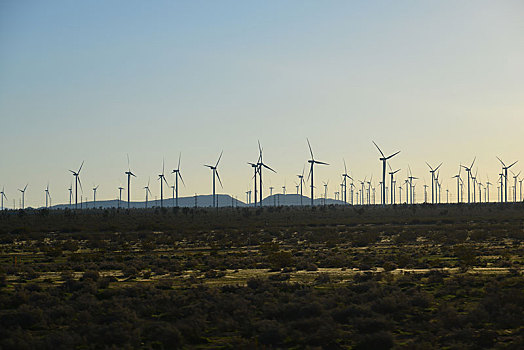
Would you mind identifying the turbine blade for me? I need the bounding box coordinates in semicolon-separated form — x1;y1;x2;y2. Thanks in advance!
178;152;181;170
508;160;518;169
426;162;433;171
372;141;385;158
385;150;400;160
78;161;84;174
262;163;276;173
307;138;314;159
470;157;476;169
344;159;347;174
179;172;186;187
216;171;223;188
435;162;443;172
496;156;505;167
315;161;329;166
215;151;223;167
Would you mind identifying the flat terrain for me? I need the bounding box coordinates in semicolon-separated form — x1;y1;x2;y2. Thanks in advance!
0;204;523;349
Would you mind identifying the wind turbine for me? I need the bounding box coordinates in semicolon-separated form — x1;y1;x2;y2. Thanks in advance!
366;175;373;205
69;161;84;209
171;153;185;207
388;164;401;205
342;159;352;204
471;169;478;203
248;161;258;206
485;176;492;203
125;155;136;209
118;186;124;209
297;166;305;206
407;166;417;204
68;183;73;207
460;157;475;203
144;178;152;208
496;157;517;203
426;162;442;204
359;177;366;205
18;184;28;209
45;183;51;208
306;139;329;206
0;187;6;210
256;141;276;206
372;141;400;206
205;151;223;208
158;160;169;208
92;185;99;208
323;180;329;205
511;171;521;202
452;170;461;203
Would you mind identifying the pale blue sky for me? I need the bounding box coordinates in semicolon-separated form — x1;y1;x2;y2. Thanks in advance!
1;1;523;207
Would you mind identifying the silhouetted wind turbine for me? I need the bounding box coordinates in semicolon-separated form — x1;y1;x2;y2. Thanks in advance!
125;155;136;209
511;171;520;202
256;141;276;206
297;165;305;206
497;157;518;203
485;176;492;203
69;161;84;209
342;159;352;204
460;157;475;203
18;184;28;209
144;178;152;208
452;167;461;203
323;180;329;205
92;185;99;208
306;139;329;206
158;160;169;208
0;187;6;210
248;161;258;206
118;186;124;209
45;183;51;208
205;151;223;208
171;153;185;207
426;162;442;204
372;141;400;206
388;164;401;205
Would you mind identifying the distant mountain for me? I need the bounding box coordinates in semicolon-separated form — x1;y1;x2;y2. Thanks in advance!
47;194;346;209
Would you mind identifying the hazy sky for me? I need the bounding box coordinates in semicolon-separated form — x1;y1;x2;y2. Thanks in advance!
1;1;524;207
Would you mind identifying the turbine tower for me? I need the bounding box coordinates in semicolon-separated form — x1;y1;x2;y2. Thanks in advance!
158;160;169;208
205;151;223;208
18;184;28;210
306;139;329;206
496;157;518;203
460;157;475;203
69;161;84;209
426;162;442;204
0;187;6;210
372;141;400;206
171;153;185;207
68;183;73;207
125;155;136;209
